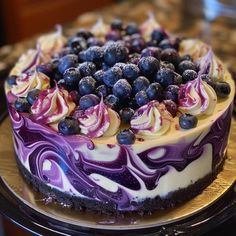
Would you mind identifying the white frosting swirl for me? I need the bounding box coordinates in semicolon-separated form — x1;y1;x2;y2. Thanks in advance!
131;101;172;138
140;13;162;41
31;85;75;125
179;39;210;60
196;49;225;81
37;25;66;55
78;100;120;138
178;78;217;116
11;70;50;97
91;18;109;40
10;49;41;76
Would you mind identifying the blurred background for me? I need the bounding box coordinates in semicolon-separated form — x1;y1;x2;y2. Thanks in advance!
0;0;236;235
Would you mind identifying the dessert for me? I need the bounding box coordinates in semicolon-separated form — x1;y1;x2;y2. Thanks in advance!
5;15;234;214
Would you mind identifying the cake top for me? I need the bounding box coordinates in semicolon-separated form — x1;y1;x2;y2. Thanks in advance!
6;14;232;145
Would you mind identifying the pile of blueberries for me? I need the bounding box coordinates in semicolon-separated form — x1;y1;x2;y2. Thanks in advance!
9;19;231;144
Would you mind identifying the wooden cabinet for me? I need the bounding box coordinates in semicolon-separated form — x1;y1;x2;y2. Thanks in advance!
0;0;113;44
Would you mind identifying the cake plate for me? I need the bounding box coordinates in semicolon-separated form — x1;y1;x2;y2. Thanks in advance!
0;117;236;236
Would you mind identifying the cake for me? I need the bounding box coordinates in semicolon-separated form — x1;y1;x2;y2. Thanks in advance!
5;15;235;214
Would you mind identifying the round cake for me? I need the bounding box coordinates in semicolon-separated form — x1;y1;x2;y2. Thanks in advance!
5;16;235;214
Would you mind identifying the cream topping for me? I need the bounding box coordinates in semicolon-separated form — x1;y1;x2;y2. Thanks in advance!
78;100;120;138
10;49;41;76
11;70;50;97
196;49;225;81
131;101;172;138
178;78;217;116
91;18;109;40
31;84;75;124
37;25;66;55
140;12;162;41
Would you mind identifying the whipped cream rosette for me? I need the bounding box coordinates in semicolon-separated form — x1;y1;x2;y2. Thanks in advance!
31;84;75;126
91;18;109;40
10;48;41;76
37;25;66;55
11;70;50;98
178;77;217;116
196;49;225;81
78;99;120;138
131;101;172;138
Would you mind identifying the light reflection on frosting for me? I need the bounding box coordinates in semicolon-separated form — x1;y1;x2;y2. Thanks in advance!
31;84;75;125
196;49;225;81
131;101;172;138
78;100;120;138
37;25;66;55
10;49;41;76
11;70;50;97
178;78;217;116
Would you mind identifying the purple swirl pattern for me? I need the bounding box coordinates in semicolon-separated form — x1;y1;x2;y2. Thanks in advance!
9;104;232;211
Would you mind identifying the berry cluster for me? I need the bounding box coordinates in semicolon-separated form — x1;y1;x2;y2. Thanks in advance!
9;19;231;144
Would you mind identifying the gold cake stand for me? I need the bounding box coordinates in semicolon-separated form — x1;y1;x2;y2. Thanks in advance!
0;117;236;235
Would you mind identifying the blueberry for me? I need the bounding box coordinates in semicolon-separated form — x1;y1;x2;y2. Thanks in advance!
103;66;122;87
162;100;177;117
111;19;123;30
79;94;100;110
182;69;198;83
128;53;141;65
126;23;139;35
119;108;135;123
164;85;179;103
106;30;122;41
174;73;183;85
104;94;120;110
36;63;54;77
94;70;105;83
63;67;81;84
179;54;193;62
178;60;196;75
69;90;81;105
200;74;215;88
76;29;93;40
85;46;104;63
26;89;40;105
114;62;126;70
87;37;103;47
78;50;87;62
78;62;96;77
138;56;160;78
56;47;73;58
158;39;173;49
131;36;145;53
179;114;198;129
133;76;150;93
161;48;180;66
78;76;96;95
15;97;31;112
116;129;136;145
154;68;175;88
141;47;161;59
113;79;132;99
123;64;140;81
6;75;17;86
58;54;78;74
135;90;149;107
69;36;87;54
58;117;80;135
96;85;109;98
53;71;63;82
104;42;128;66
146;82;163;101
214;81;231;98
151;29;167;43
160;61;175;71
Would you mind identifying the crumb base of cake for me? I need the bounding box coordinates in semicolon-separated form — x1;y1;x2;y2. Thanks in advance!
16;154;226;215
